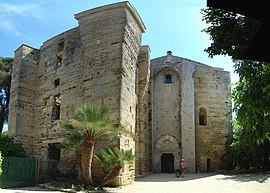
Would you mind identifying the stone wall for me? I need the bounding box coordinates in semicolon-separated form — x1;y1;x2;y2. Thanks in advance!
8;45;39;155
194;65;232;172
135;45;151;176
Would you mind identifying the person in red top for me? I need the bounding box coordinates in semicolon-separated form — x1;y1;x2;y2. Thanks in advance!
179;159;185;177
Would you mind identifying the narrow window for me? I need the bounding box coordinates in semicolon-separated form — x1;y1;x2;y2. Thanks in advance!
56;41;64;65
54;78;60;87
199;107;207;125
52;95;61;121
58;41;64;52
56;54;63;65
164;74;172;84
48;143;60;161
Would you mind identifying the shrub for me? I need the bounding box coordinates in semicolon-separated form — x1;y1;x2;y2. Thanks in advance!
0;132;26;157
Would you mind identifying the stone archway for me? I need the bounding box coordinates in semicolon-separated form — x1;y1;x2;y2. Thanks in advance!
153;135;180;173
156;135;179;149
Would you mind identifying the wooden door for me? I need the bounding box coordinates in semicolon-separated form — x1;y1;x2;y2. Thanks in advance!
161;153;174;173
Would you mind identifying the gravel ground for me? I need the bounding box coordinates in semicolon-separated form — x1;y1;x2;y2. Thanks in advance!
0;172;269;193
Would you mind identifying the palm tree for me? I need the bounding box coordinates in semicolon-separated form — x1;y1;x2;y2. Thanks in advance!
95;147;134;187
57;103;116;185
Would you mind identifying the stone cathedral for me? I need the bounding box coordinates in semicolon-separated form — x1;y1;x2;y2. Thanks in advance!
8;1;232;185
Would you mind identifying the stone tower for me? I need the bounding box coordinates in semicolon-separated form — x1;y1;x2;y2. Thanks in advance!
9;1;150;185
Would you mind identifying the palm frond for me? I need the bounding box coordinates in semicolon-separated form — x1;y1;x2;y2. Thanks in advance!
95;147;134;172
57;119;76;131
58;130;83;150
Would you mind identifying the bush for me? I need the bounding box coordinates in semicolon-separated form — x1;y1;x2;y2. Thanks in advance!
0;132;26;157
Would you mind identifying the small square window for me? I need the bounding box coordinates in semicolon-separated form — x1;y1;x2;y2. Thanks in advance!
48;143;60;161
54;79;60;87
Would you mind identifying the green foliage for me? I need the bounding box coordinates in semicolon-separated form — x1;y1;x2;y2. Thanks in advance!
221;120;269;170
95;147;134;187
231;61;270;143
0;57;13;133
57;128;83;151
95;147;134;172
57;103;116;142
200;8;261;60
220;136;234;170
57;103;116;157
228;62;270;170
0;151;2;175
0;132;26;157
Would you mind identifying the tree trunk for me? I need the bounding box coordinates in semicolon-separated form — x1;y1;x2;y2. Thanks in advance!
81;140;94;185
75;149;84;181
75;149;82;171
0;107;5;133
262;140;270;171
101;166;122;186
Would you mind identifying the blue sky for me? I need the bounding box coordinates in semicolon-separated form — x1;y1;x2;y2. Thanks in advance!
0;0;238;82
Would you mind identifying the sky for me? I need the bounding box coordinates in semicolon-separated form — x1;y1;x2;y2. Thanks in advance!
0;0;239;83
0;0;240;131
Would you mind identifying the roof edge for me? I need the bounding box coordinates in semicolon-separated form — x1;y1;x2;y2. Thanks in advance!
74;1;146;33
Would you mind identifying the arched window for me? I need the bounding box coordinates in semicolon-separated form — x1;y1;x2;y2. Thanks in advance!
164;74;172;84
199;107;207;125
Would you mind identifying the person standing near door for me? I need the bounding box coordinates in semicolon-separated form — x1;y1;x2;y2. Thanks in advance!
177;159;185;178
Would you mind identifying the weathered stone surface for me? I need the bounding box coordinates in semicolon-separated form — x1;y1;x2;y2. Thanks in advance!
150;54;231;173
8;1;231;186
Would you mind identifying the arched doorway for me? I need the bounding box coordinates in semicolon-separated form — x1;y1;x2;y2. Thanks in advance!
161;153;174;173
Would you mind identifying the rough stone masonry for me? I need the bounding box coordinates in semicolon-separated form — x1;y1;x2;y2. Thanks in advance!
8;1;232;186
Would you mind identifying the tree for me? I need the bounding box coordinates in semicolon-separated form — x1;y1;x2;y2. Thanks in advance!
231;62;270;170
0;57;13;133
201;8;270;170
200;8;261;60
57;103;116;185
95;147;134;188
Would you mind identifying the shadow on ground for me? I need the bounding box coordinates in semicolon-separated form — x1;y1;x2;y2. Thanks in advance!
1;186;62;192
219;172;270;183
